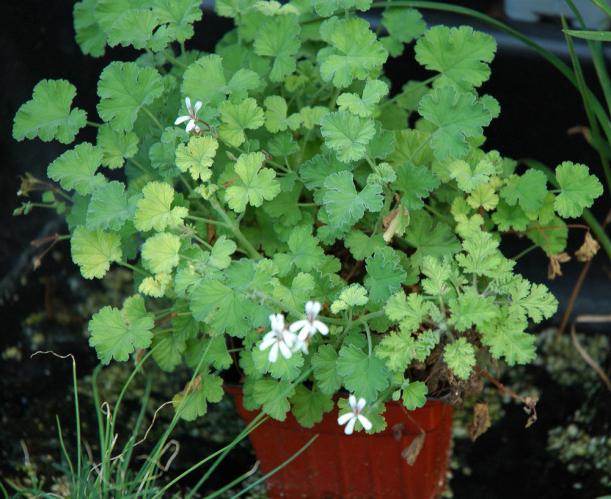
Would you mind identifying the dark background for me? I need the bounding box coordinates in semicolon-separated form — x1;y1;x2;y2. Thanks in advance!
0;1;609;497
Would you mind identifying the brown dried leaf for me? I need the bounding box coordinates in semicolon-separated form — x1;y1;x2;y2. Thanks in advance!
575;232;600;262
547;252;571;280
401;432;426;466
468;402;491;441
523;396;538;428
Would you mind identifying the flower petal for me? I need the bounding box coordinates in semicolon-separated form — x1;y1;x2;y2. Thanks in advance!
356;398;366;411
358;414;372;431
193;100;203;113
174;115;190;125
185;120;196;132
306;300;321;317
313;320;329;335
259;334;276;351
349;394;357;409
289;320;308;333
268;343;279;363
337;412;354;425
278;341;293;360
344;416;357;435
185;96;192;113
283;330;297;347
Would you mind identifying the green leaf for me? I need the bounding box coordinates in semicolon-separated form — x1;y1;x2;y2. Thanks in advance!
225;152;281;212
500;169;548;214
189;279;259;337
563;28;611;42
384;292;431;333
394;162;440;210
134;181;188;231
97;62;164;132
337;344;389;402
152;330;185;372
481;312;536;365
322;171;383;232
97;125;139;169
444;338;475;380
448;289;497;332
154;0;203;43
175;136;218;181
381;8;426;56
88;295;154;364
403;212;460;266
71;226;122;279
263;95;290;133
48;143;106;195
492;200;530;232
554;162;603;218
86;181;130;231
13;79;87;143
141;232;181;274
448;158;495;193
253;378;294;420
337;79;389;117
364;248;407;305
172;372;224;421
526;216;568;255
456;230;514;278
209;236;237;270
284;226;325;272
418;86;499;160
182;54;261;106
331;284;369;314
253;15;301;82
139;273;171;298
415;26;496;88
312;345;342;395
402;381;427;410
510;280;558;323
291;386;334;428
74;0;107;57
218;98;265;147
313;0;372;17
320;111;376;163
318;17;388;88
420;256;452;296
300;153;352;190
375;329;417;372
252;346;305;382
344;231;386;260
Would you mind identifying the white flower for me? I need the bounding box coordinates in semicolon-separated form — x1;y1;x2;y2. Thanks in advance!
259;313;296;363
174;96;202;133
337;395;373;435
289;301;329;341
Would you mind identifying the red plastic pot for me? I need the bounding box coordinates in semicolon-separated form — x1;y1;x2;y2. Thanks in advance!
227;387;453;498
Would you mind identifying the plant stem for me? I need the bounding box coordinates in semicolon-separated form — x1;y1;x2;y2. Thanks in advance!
142;106;165;131
210;196;262;259
87;120;102;128
186;214;230;227
165;50;187;69
511;244;538;261
118;261;148;277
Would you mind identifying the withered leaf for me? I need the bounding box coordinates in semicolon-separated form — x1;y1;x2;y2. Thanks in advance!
468;402;491;441
401;432;426;466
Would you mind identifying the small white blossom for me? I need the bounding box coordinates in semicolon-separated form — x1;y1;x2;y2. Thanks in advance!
289;301;329;341
337;395;372;435
174;96;202;133
259;313;296;363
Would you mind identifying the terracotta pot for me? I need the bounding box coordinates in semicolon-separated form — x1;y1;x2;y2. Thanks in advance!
227;386;453;498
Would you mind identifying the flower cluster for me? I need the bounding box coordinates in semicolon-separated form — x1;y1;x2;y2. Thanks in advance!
259;301;328;361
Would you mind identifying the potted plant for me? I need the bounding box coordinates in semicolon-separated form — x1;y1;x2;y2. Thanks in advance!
12;0;604;497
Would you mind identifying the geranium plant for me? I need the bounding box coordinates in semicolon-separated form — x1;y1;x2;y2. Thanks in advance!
13;0;603;435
